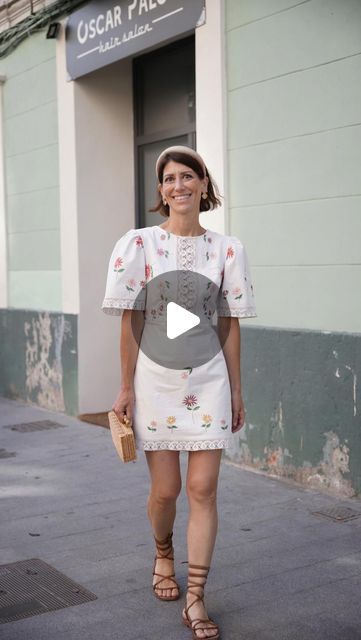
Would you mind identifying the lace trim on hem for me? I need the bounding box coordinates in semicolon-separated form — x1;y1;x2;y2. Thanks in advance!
217;307;257;318
137;439;232;451
102;298;145;315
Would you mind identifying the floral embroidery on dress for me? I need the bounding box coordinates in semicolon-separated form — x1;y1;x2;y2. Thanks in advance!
232;287;243;301
146;278;170;320
135;235;144;248
114;257;125;273
220;419;228;430
147;420;157;432
183;394;199;409
126;278;137;292
203;281;217;318
226;246;235;260
145;263;153;280
166;416;178;429
183;394;200;423
201;414;213;429
157;247;170;258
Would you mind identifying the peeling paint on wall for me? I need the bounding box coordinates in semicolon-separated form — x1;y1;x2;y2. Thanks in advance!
24;312;70;412
304;430;352;496
233;425;355;498
335;363;358;416
344;365;357;417
0;309;78;414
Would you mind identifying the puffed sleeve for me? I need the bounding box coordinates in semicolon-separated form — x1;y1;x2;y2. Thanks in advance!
101;229;146;316
217;238;257;318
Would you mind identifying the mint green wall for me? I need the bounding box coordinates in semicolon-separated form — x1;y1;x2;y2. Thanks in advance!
0;31;61;311
225;0;361;334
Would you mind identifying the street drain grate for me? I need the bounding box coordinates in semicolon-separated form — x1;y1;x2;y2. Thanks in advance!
0;558;97;624
2;420;67;433
311;505;361;522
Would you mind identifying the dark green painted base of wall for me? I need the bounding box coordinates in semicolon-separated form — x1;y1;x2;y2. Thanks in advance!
0;309;78;415
227;326;361;498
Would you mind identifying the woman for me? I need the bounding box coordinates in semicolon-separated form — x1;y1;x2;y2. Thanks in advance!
102;146;257;639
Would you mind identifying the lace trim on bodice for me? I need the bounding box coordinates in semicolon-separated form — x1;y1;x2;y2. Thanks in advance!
176;236;196;270
176;237;197;309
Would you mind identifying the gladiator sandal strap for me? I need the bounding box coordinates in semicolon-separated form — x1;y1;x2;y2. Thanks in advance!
152;531;179;593
154;531;174;560
184;564;219;635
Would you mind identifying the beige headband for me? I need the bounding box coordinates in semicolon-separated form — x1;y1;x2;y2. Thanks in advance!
155;145;207;178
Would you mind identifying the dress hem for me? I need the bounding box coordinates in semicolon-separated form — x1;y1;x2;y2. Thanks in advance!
136;439;232;451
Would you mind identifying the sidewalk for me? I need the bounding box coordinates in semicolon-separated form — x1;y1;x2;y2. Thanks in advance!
1;396;361;640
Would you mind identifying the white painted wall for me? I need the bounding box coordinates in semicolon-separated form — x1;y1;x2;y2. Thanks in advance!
56;22;135;413
56;25;79;315
196;0;227;235
226;0;361;333
74;61;135;413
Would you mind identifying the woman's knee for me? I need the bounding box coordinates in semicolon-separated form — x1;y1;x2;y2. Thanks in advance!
186;478;217;505
150;481;182;506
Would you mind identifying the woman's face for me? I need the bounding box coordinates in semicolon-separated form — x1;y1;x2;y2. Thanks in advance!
159;160;208;216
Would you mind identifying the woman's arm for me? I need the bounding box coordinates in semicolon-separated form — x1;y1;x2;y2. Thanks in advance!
217;316;245;432
112;309;145;422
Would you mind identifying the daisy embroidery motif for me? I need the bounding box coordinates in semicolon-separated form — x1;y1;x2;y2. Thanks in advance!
114;257;124;273
201;414;213;429
183;394;200;424
166;416;178;430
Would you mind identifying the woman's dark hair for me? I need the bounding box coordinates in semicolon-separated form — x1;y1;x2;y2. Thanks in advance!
149;151;222;218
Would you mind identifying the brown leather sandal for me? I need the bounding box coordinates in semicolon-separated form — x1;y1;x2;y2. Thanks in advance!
152;531;180;601
182;563;220;639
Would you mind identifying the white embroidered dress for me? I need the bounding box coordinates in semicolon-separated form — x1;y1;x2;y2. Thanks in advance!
102;225;257;451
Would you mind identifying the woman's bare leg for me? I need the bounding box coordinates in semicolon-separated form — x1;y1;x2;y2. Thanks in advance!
185;449;223;638
145;450;182;598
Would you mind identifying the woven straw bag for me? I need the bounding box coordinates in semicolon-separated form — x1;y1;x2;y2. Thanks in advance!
108;410;137;463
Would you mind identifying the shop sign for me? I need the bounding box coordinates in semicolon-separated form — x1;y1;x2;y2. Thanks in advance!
66;0;205;80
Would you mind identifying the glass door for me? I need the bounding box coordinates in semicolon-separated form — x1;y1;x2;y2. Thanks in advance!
134;36;196;228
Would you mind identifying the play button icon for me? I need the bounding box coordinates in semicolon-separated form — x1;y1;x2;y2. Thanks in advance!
131;269;231;369
167;302;200;339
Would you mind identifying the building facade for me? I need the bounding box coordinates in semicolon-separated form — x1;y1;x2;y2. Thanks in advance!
0;0;360;496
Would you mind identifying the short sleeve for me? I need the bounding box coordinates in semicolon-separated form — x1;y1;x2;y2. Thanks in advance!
101;229;146;316
217;239;257;318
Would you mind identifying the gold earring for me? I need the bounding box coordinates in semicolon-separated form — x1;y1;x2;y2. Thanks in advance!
202;192;208;200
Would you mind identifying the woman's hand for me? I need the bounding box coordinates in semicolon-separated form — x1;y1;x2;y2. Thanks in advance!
231;390;246;433
112;386;135;423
